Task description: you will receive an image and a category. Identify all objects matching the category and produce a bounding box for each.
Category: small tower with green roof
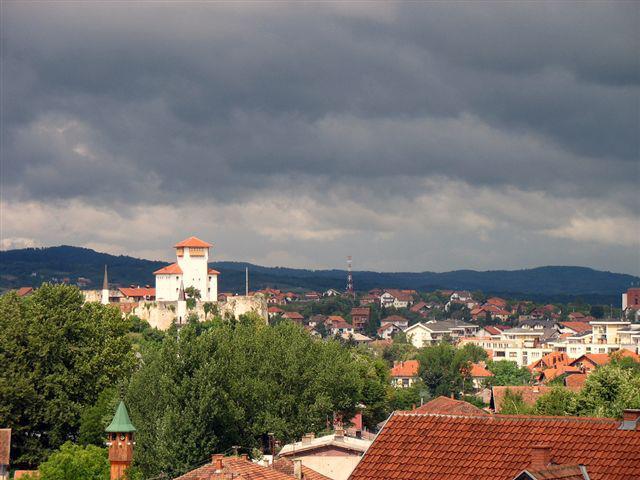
[105,401,136,480]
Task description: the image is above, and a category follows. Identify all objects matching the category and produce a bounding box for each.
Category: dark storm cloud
[1,2,638,272]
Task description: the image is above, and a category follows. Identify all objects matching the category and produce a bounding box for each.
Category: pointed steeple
[103,265,109,290]
[106,401,136,433]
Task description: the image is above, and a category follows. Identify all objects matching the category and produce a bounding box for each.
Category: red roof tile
[521,464,588,479]
[272,457,331,480]
[492,386,551,412]
[175,455,294,480]
[560,322,592,334]
[118,287,155,298]
[564,374,588,391]
[470,362,494,378]
[153,262,183,275]
[349,412,640,480]
[412,396,488,415]
[208,268,220,275]
[390,360,419,378]
[174,236,213,248]
[16,287,33,297]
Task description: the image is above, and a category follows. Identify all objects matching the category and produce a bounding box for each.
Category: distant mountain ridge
[0,245,637,305]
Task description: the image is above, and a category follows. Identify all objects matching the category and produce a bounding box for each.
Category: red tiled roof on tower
[174,236,213,248]
[153,263,183,275]
[349,411,640,480]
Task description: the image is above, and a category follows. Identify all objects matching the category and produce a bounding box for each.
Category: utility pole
[347,256,354,298]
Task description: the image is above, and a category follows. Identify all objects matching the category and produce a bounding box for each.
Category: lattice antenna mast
[346,256,354,297]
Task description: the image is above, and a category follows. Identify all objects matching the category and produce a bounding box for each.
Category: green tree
[589,305,605,319]
[36,442,110,480]
[78,387,119,447]
[417,343,487,398]
[574,363,640,418]
[0,285,135,466]
[534,387,578,416]
[184,286,201,300]
[499,389,532,415]
[486,361,532,386]
[389,382,425,410]
[126,316,385,478]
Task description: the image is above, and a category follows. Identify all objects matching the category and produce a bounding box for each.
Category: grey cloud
[1,2,638,272]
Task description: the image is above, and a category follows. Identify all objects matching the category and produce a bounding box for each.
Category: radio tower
[346,256,354,298]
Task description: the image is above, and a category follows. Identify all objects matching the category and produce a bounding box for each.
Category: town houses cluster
[6,238,640,480]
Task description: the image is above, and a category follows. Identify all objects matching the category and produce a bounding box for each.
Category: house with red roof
[16,287,34,297]
[118,286,156,302]
[154,236,218,302]
[377,323,401,340]
[326,316,354,336]
[350,307,370,331]
[412,396,488,415]
[390,360,420,388]
[469,361,494,389]
[379,290,414,309]
[268,306,285,319]
[283,311,305,325]
[174,453,324,480]
[486,297,508,308]
[380,314,408,329]
[349,407,640,480]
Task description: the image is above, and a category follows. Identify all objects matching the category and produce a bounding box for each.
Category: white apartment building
[459,336,552,368]
[154,236,219,301]
[550,320,639,357]
[404,320,481,349]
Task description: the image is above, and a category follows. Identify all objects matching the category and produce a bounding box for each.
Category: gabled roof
[119,287,156,298]
[540,365,582,382]
[105,401,136,433]
[390,360,419,378]
[272,457,332,480]
[350,307,371,316]
[492,386,551,413]
[570,353,610,368]
[516,464,588,480]
[175,455,294,480]
[560,322,592,333]
[16,287,33,297]
[412,396,488,415]
[0,428,10,465]
[564,373,588,391]
[470,362,494,378]
[381,314,408,324]
[377,323,400,334]
[350,412,640,480]
[174,236,212,248]
[153,262,183,275]
[283,311,304,320]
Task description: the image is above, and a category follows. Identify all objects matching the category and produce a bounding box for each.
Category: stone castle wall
[131,295,268,331]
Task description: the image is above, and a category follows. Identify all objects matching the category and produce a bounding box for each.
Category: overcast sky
[1,2,639,274]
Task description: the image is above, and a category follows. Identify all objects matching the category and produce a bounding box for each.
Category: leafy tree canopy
[29,442,109,480]
[0,285,135,466]
[126,315,389,479]
[486,361,532,386]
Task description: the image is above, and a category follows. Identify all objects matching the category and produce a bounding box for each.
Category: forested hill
[0,245,637,304]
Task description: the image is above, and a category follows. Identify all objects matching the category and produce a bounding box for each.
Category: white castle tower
[154,236,219,302]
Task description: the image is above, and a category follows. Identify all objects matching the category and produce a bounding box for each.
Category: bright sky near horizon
[1,2,639,274]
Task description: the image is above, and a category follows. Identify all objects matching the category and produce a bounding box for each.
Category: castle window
[189,247,205,257]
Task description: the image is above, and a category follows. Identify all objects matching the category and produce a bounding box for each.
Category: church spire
[103,264,109,290]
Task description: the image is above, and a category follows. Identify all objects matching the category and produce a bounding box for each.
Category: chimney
[293,459,303,480]
[301,433,315,444]
[211,454,224,472]
[620,409,640,430]
[334,428,345,439]
[529,444,552,470]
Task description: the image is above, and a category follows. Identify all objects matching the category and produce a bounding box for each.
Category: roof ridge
[395,411,619,423]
